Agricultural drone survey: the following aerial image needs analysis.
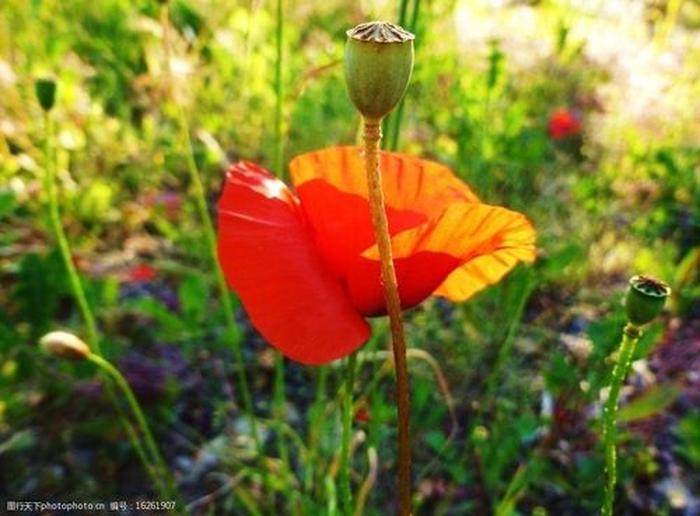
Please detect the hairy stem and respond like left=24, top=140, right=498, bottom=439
left=363, top=118, right=412, bottom=515
left=340, top=352, right=358, bottom=513
left=602, top=323, right=641, bottom=516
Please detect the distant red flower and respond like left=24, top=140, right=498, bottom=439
left=548, top=108, right=581, bottom=140
left=355, top=405, right=371, bottom=423
left=128, top=264, right=157, bottom=283
left=217, top=147, right=536, bottom=365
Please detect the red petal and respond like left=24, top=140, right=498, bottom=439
left=295, top=179, right=425, bottom=279
left=217, top=162, right=370, bottom=365
left=346, top=252, right=460, bottom=316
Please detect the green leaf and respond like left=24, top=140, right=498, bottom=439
left=0, top=430, right=36, bottom=455
left=178, top=274, right=208, bottom=325
left=126, top=297, right=187, bottom=335
left=677, top=412, right=700, bottom=467
left=618, top=383, right=682, bottom=423
left=0, top=191, right=17, bottom=219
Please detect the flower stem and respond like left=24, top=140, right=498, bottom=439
left=273, top=0, right=284, bottom=178
left=43, top=113, right=99, bottom=352
left=602, top=322, right=641, bottom=516
left=42, top=111, right=171, bottom=502
left=362, top=118, right=412, bottom=515
left=273, top=353, right=291, bottom=474
left=176, top=107, right=260, bottom=453
left=305, top=365, right=328, bottom=497
left=340, top=352, right=358, bottom=513
left=158, top=0, right=259, bottom=454
left=271, top=0, right=292, bottom=485
left=87, top=353, right=179, bottom=503
left=385, top=0, right=421, bottom=151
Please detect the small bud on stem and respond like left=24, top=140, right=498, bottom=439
left=40, top=331, right=90, bottom=361
left=35, top=78, right=57, bottom=112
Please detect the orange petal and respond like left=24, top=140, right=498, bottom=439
left=362, top=202, right=536, bottom=303
left=217, top=161, right=370, bottom=365
left=289, top=146, right=479, bottom=220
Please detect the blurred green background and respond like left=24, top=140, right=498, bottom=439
left=1, top=0, right=699, bottom=514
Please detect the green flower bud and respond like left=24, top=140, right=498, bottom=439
left=625, top=275, right=671, bottom=326
left=40, top=331, right=90, bottom=361
left=344, top=21, right=414, bottom=121
left=34, top=78, right=57, bottom=112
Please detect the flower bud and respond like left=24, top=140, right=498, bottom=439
left=39, top=331, right=90, bottom=361
left=625, top=275, right=671, bottom=326
left=344, top=21, right=414, bottom=121
left=34, top=78, right=57, bottom=112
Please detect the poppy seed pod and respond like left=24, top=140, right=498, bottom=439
left=40, top=331, right=90, bottom=361
left=625, top=275, right=671, bottom=326
left=344, top=21, right=414, bottom=121
left=35, top=78, right=57, bottom=112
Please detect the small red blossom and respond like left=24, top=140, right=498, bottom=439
left=217, top=147, right=536, bottom=365
left=355, top=405, right=371, bottom=423
left=548, top=108, right=581, bottom=140
left=128, top=264, right=157, bottom=283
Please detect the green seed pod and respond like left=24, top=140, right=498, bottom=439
left=625, top=275, right=671, bottom=326
left=344, top=21, right=414, bottom=121
left=40, top=331, right=90, bottom=361
left=35, top=78, right=57, bottom=112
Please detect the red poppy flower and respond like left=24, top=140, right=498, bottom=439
left=217, top=147, right=535, bottom=365
left=128, top=264, right=157, bottom=283
left=548, top=108, right=581, bottom=140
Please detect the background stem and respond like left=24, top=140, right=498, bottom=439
left=176, top=107, right=260, bottom=453
left=305, top=366, right=327, bottom=493
left=602, top=323, right=641, bottom=516
left=271, top=0, right=292, bottom=480
left=340, top=352, right=358, bottom=513
left=87, top=353, right=179, bottom=503
left=363, top=118, right=412, bottom=515
left=42, top=112, right=171, bottom=502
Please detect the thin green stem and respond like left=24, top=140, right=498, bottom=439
left=398, top=0, right=410, bottom=26
left=305, top=366, right=328, bottom=497
left=43, top=113, right=99, bottom=351
left=339, top=352, right=358, bottom=514
left=87, top=353, right=179, bottom=502
left=273, top=353, right=291, bottom=476
left=484, top=270, right=534, bottom=402
left=176, top=106, right=260, bottom=453
left=385, top=0, right=421, bottom=151
left=273, top=0, right=284, bottom=177
left=271, top=0, right=292, bottom=493
left=42, top=111, right=170, bottom=501
left=602, top=323, right=641, bottom=516
left=159, top=0, right=259, bottom=454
